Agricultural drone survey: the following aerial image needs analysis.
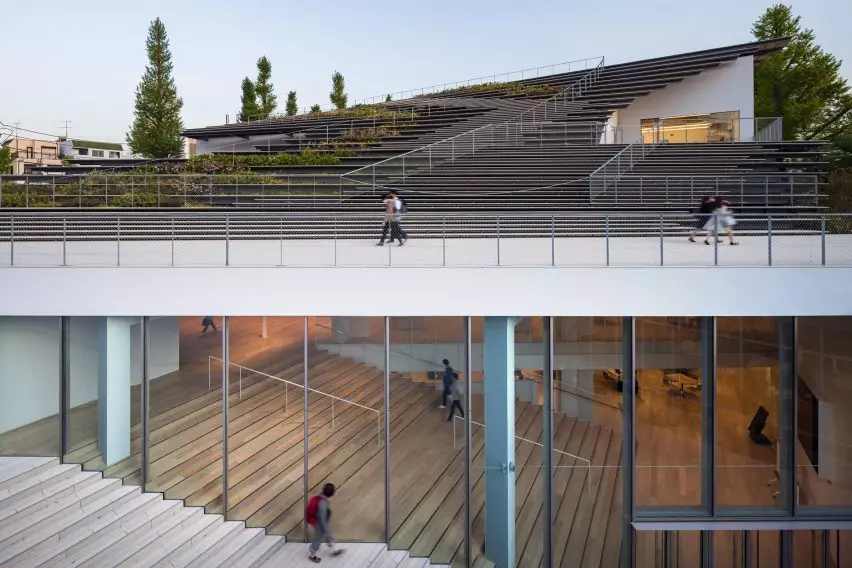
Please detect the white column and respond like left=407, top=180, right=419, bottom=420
left=98, top=316, right=132, bottom=466
left=261, top=316, right=268, bottom=339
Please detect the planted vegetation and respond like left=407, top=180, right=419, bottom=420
left=441, top=81, right=559, bottom=97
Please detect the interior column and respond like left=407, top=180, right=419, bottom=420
left=97, top=316, right=131, bottom=466
left=483, top=316, right=520, bottom=568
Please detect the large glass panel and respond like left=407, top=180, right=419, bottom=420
left=796, top=316, right=852, bottom=510
left=389, top=316, right=466, bottom=566
left=0, top=317, right=61, bottom=456
left=550, top=316, right=623, bottom=568
left=635, top=317, right=703, bottom=509
left=145, top=316, right=223, bottom=514
left=470, top=316, right=487, bottom=566
left=307, top=316, right=385, bottom=542
left=716, top=317, right=782, bottom=510
left=60, top=317, right=141, bottom=487
left=224, top=316, right=306, bottom=539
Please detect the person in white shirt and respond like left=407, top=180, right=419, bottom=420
left=389, top=191, right=408, bottom=245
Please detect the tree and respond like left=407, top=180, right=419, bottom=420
left=329, top=71, right=348, bottom=110
left=238, top=77, right=260, bottom=122
left=255, top=56, right=277, bottom=118
left=127, top=18, right=184, bottom=158
left=0, top=146, right=16, bottom=174
left=310, top=104, right=321, bottom=114
left=286, top=91, right=298, bottom=116
left=752, top=4, right=852, bottom=140
left=385, top=94, right=392, bottom=102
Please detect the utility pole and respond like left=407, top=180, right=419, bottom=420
left=13, top=122, right=21, bottom=175
left=58, top=120, right=72, bottom=140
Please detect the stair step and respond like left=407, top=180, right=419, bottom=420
left=0, top=457, right=59, bottom=486
left=151, top=520, right=244, bottom=568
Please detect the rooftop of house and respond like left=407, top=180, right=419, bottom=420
left=66, top=139, right=124, bottom=152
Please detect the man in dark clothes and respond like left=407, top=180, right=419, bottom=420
left=438, top=359, right=454, bottom=409
left=688, top=196, right=717, bottom=243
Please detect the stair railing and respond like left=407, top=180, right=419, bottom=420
left=359, top=56, right=605, bottom=105
left=456, top=418, right=593, bottom=498
left=208, top=355, right=382, bottom=445
left=588, top=142, right=655, bottom=201
left=341, top=57, right=606, bottom=195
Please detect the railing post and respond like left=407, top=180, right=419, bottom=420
left=442, top=216, right=446, bottom=267
left=821, top=215, right=826, bottom=266
left=714, top=215, right=719, bottom=266
left=332, top=399, right=335, bottom=429
left=659, top=215, right=664, bottom=266
left=116, top=216, right=121, bottom=267
left=605, top=216, right=610, bottom=266
left=551, top=215, right=555, bottom=266
left=225, top=216, right=230, bottom=266
left=171, top=217, right=175, bottom=267
left=767, top=216, right=773, bottom=266
left=62, top=216, right=67, bottom=266
left=496, top=216, right=501, bottom=266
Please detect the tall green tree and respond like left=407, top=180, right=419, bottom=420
left=255, top=56, right=277, bottom=118
left=310, top=104, right=321, bottom=114
left=127, top=18, right=184, bottom=158
left=329, top=71, right=348, bottom=110
left=752, top=4, right=852, bottom=140
left=0, top=146, right=16, bottom=174
left=286, top=91, right=298, bottom=116
left=238, top=77, right=260, bottom=122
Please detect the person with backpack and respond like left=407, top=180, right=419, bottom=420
left=438, top=359, right=454, bottom=409
left=306, top=482, right=342, bottom=563
left=446, top=371, right=464, bottom=422
left=390, top=191, right=408, bottom=246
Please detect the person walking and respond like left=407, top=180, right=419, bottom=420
left=446, top=372, right=464, bottom=422
left=390, top=191, right=408, bottom=246
left=688, top=196, right=716, bottom=242
left=201, top=316, right=217, bottom=335
left=713, top=199, right=739, bottom=245
left=376, top=194, right=399, bottom=246
left=438, top=359, right=454, bottom=409
left=306, top=483, right=343, bottom=563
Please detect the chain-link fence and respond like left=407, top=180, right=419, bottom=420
left=1, top=212, right=849, bottom=268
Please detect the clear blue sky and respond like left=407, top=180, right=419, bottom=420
left=2, top=0, right=850, bottom=143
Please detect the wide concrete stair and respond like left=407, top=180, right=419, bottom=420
left=0, top=456, right=446, bottom=568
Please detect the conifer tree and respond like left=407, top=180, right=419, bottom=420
left=127, top=18, right=184, bottom=158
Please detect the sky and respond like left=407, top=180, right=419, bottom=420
left=2, top=0, right=850, bottom=144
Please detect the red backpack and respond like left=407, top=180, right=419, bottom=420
left=305, top=495, right=325, bottom=525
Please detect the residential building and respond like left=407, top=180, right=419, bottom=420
left=1, top=137, right=62, bottom=174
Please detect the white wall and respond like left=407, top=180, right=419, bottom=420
left=0, top=266, right=850, bottom=317
left=614, top=55, right=755, bottom=144
left=0, top=316, right=180, bottom=435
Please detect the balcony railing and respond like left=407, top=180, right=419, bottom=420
left=0, top=212, right=849, bottom=268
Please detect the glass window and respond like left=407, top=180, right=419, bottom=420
left=145, top=316, right=222, bottom=514
left=76, top=148, right=88, bottom=156
left=389, top=316, right=466, bottom=566
left=551, top=317, right=624, bottom=567
left=224, top=316, right=305, bottom=537
left=715, top=317, right=784, bottom=510
left=91, top=149, right=104, bottom=158
left=635, top=317, right=704, bottom=509
left=308, top=316, right=385, bottom=542
left=796, top=317, right=852, bottom=510
left=0, top=317, right=61, bottom=456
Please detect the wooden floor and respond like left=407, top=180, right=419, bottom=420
left=0, top=457, right=447, bottom=568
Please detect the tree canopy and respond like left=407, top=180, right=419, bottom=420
left=286, top=91, right=298, bottom=116
left=0, top=146, right=15, bottom=174
left=238, top=77, right=260, bottom=122
left=127, top=18, right=184, bottom=158
left=255, top=56, right=277, bottom=118
left=752, top=4, right=852, bottom=140
left=330, top=71, right=348, bottom=110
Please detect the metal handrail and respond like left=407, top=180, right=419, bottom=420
left=589, top=143, right=656, bottom=200
left=2, top=212, right=846, bottom=269
left=341, top=57, right=606, bottom=186
left=458, top=418, right=594, bottom=497
left=208, top=356, right=381, bottom=440
left=358, top=56, right=605, bottom=105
